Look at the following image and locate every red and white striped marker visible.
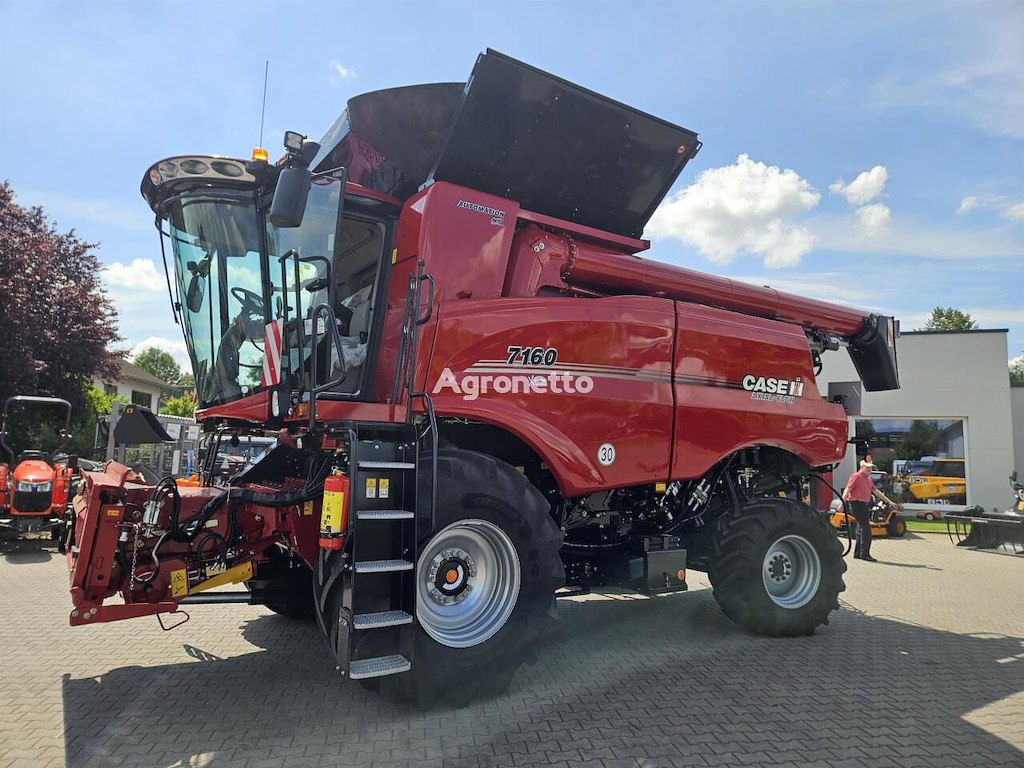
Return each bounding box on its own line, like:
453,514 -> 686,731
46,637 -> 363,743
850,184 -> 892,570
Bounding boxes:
261,319 -> 284,386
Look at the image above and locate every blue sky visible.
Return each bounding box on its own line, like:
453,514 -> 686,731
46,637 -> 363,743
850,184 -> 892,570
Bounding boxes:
2,0 -> 1022,372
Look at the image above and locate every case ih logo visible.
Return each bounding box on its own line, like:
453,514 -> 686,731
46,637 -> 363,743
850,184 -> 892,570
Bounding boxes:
457,199 -> 505,226
742,374 -> 805,403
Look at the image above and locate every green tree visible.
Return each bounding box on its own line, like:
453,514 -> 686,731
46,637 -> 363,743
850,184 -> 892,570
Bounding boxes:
133,347 -> 183,385
919,307 -> 979,331
1011,355 -> 1024,385
160,392 -> 196,419
896,420 -> 941,461
0,181 -> 121,409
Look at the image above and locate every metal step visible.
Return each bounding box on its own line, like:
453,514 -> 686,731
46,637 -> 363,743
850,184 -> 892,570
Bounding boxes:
349,654 -> 411,680
354,559 -> 414,574
352,610 -> 414,630
357,509 -> 414,520
357,461 -> 415,470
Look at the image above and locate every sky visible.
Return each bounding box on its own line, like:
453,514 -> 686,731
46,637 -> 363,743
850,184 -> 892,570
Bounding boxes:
2,0 -> 1022,373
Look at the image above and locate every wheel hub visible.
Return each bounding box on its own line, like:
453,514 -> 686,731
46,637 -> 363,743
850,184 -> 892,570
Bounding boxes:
416,519 -> 521,648
767,552 -> 792,582
762,534 -> 822,610
426,548 -> 476,605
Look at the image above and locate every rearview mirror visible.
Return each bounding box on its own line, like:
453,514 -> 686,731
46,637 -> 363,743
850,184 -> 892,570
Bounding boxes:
1012,470 -> 1018,482
185,273 -> 206,312
270,166 -> 312,228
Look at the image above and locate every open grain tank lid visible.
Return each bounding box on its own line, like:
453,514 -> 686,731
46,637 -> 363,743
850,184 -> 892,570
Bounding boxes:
313,49 -> 700,239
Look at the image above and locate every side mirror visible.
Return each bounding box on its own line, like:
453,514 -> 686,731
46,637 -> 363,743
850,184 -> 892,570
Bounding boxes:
1012,470 -> 1018,482
186,273 -> 206,312
270,167 -> 312,228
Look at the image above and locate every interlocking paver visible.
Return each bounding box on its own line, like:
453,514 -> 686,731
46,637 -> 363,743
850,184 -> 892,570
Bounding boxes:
1,534 -> 1023,767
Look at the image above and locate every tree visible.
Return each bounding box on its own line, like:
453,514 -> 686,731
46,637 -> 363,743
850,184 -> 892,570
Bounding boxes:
1011,355 -> 1024,386
133,346 -> 183,385
160,391 -> 196,419
0,181 -> 122,412
920,307 -> 979,331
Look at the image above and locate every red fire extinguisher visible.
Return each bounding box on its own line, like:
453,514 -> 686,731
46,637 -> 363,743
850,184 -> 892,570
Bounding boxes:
319,469 -> 350,550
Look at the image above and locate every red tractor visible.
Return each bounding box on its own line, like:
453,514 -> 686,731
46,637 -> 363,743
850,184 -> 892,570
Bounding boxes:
1,396 -> 76,537
66,51 -> 899,704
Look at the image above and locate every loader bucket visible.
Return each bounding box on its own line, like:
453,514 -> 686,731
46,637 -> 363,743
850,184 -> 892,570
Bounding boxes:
946,512 -> 1024,555
113,405 -> 173,445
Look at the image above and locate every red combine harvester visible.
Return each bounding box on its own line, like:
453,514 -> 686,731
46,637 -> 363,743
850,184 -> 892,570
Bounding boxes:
66,51 -> 899,703
1,396 -> 76,537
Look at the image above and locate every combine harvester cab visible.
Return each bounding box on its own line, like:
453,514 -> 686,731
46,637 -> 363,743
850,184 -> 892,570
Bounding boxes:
68,50 -> 901,704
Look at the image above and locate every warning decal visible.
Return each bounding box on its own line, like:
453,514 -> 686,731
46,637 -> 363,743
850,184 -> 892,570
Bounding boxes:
170,568 -> 189,598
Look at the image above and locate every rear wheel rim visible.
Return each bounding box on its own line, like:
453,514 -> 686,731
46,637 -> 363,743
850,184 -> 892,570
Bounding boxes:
417,519 -> 521,648
762,534 -> 821,609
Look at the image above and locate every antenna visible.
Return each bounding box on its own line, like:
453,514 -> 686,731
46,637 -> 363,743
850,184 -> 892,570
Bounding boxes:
259,60 -> 269,147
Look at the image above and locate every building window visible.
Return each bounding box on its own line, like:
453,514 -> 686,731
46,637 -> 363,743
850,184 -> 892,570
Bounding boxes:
104,383 -> 118,396
854,418 -> 967,508
131,391 -> 153,409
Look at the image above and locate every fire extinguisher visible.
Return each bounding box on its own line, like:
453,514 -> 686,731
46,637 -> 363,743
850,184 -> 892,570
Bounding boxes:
319,469 -> 350,550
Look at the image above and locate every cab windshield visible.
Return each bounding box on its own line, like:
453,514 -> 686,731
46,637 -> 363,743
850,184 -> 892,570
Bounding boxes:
165,175 -> 350,408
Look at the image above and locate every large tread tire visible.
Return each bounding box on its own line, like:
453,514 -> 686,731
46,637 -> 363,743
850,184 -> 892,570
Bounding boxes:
708,497 -> 845,637
376,449 -> 564,707
253,553 -> 316,621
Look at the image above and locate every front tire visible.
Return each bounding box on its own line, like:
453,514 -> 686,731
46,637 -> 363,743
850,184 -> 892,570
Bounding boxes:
385,450 -> 563,706
709,497 -> 846,636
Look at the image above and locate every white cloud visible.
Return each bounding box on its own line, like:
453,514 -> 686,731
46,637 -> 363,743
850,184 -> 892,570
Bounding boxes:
329,59 -> 356,85
646,154 -> 821,268
830,166 -> 888,206
1004,202 -> 1024,221
130,337 -> 191,373
102,258 -> 165,291
957,196 -> 979,214
856,203 -> 892,236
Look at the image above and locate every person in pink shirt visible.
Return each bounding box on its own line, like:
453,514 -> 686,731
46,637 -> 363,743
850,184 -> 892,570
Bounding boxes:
842,459 -> 897,562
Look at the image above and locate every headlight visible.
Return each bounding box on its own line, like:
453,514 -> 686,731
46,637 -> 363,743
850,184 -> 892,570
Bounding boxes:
1017,489 -> 1024,502
16,481 -> 52,492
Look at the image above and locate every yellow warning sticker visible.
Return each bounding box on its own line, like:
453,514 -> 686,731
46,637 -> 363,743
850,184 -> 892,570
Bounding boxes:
303,501 -> 314,516
321,490 -> 345,533
170,568 -> 189,598
379,478 -> 389,500
105,508 -> 121,518
365,477 -> 377,499
391,247 -> 398,264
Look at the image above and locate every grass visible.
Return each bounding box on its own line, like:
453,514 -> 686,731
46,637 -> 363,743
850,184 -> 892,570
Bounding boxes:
905,519 -> 954,534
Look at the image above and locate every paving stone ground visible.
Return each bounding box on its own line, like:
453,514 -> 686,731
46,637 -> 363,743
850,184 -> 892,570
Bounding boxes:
1,531 -> 1022,768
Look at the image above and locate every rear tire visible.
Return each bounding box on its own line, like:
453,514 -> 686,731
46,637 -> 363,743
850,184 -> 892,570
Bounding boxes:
709,497 -> 846,636
379,449 -> 564,707
888,516 -> 907,538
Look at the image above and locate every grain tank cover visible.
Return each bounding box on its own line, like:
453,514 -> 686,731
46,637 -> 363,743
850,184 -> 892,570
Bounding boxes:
429,50 -> 700,239
313,50 -> 700,239
313,83 -> 465,200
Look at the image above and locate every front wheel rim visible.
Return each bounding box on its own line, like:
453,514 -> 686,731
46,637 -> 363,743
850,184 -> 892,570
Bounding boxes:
417,519 -> 521,648
762,534 -> 822,609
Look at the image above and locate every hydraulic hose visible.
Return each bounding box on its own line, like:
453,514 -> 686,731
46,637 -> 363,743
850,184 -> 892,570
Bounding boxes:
809,472 -> 853,557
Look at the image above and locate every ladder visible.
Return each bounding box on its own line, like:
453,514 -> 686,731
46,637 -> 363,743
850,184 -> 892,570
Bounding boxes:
336,424 -> 419,680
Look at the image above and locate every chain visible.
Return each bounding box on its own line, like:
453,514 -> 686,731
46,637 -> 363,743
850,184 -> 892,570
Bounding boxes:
128,522 -> 143,592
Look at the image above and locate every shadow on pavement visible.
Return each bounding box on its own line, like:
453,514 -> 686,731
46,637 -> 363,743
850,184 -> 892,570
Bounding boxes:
0,535 -> 55,563
62,590 -> 1024,768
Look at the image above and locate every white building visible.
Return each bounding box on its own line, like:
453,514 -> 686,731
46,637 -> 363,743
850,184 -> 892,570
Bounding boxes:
93,360 -> 171,412
817,329 -> 1021,514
